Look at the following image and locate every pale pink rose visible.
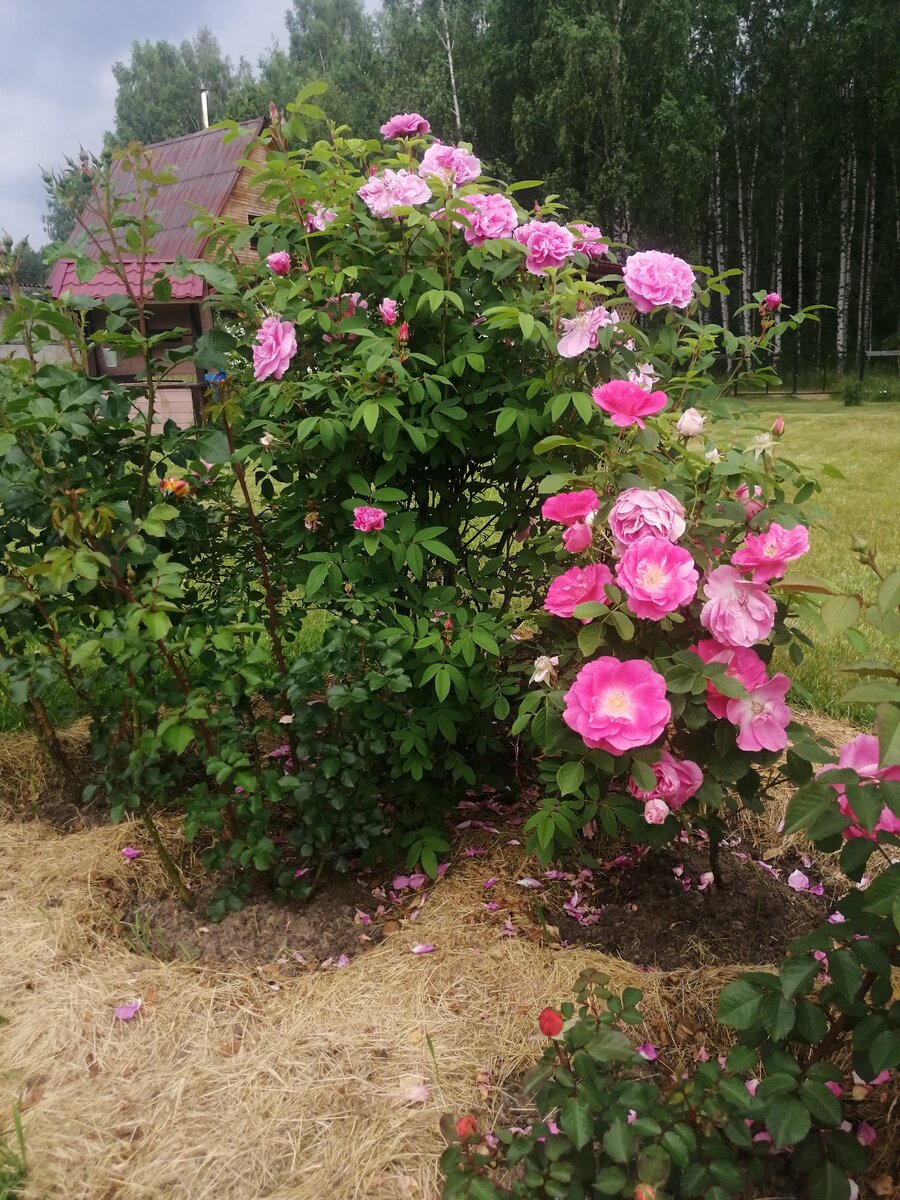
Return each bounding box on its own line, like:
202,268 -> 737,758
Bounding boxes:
764,292 -> 782,311
455,192 -> 518,245
591,379 -> 668,428
820,734 -> 900,840
378,297 -> 398,326
544,563 -> 613,621
643,798 -> 669,825
616,536 -> 698,620
253,315 -> 297,381
352,505 -> 386,532
358,169 -> 432,217
418,142 -> 481,186
267,250 -> 291,276
629,749 -> 703,809
734,482 -> 765,521
693,638 -> 768,719
570,223 -> 609,260
731,522 -> 810,582
304,201 -> 337,232
541,489 -> 600,527
676,407 -> 704,437
562,656 -> 671,755
627,362 -> 660,391
562,522 -> 593,553
514,220 -> 576,274
531,655 -> 559,685
380,112 -> 431,138
771,414 -> 785,436
699,566 -> 776,647
608,488 -> 686,553
623,250 -> 695,314
557,306 -> 615,358
726,673 -> 792,752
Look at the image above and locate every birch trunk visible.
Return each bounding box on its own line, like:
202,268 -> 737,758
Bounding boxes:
713,150 -> 730,333
836,141 -> 854,370
436,0 -> 463,139
735,136 -> 751,335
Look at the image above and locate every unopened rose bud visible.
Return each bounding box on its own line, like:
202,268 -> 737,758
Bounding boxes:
770,414 -> 784,437
397,321 -> 409,345
455,1115 -> 478,1140
676,407 -> 705,437
538,1007 -> 564,1037
634,1186 -> 657,1200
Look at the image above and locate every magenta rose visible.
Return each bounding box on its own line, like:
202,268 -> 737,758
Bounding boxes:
570,223 -> 609,260
608,488 -> 686,553
820,734 -> 900,840
693,638 -> 769,719
456,193 -> 518,246
764,292 -> 782,311
514,220 -> 576,274
544,563 -> 613,621
352,506 -> 386,532
592,379 -> 668,428
726,673 -> 791,752
266,250 -> 291,276
253,315 -> 297,381
562,656 -> 671,754
418,142 -> 481,186
615,536 -> 699,621
562,522 -> 593,554
731,521 -> 809,582
380,112 -> 431,138
358,169 -> 432,217
541,489 -> 600,527
623,250 -> 695,314
629,749 -> 703,809
699,565 -> 776,647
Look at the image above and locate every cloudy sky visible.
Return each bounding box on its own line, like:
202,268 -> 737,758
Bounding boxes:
1,0 -> 295,246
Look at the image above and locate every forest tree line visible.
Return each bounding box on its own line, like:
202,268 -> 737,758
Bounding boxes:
40,0 -> 900,371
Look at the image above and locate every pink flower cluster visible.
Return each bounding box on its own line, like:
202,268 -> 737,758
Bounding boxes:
629,749 -> 703,824
820,734 -> 900,840
562,657 -> 671,755
592,378 -> 668,428
514,220 -> 576,274
455,193 -> 518,246
253,316 -> 297,381
380,112 -> 431,138
694,639 -> 791,752
358,169 -> 432,217
622,250 -> 695,314
419,142 -> 481,186
557,306 -> 616,359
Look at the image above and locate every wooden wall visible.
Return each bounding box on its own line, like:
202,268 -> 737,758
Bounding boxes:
219,143 -> 269,264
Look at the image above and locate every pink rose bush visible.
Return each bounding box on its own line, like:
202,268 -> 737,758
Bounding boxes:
455,193 -> 518,246
629,749 -> 703,810
592,379 -> 668,428
514,220 -> 576,274
358,169 -> 432,217
380,112 -> 430,138
615,537 -> 699,620
820,735 -> 900,840
541,489 -> 600,527
253,316 -> 297,381
726,673 -> 792,752
378,297 -> 398,326
622,249 -> 695,314
304,201 -> 337,232
562,657 -> 671,754
694,639 -> 768,719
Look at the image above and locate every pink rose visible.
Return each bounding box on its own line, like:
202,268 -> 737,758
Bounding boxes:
628,362 -> 660,391
557,306 -> 615,358
693,639 -> 769,719
726,673 -> 792,752
304,201 -> 337,232
562,656 -> 671,755
253,315 -> 297,381
570,223 -> 609,260
352,505 -> 386,532
731,522 -> 810,582
419,142 -> 481,186
629,749 -> 703,809
562,522 -> 593,553
608,488 -> 686,552
358,169 -> 432,217
771,415 -> 785,436
266,250 -> 291,276
378,297 -> 398,326
380,112 -> 431,138
455,192 -> 518,246
675,407 -> 704,436
734,482 -> 765,521
592,379 -> 668,428
820,734 -> 900,840
616,536 -> 699,620
764,292 -> 782,311
544,563 -> 613,621
514,220 -> 576,274
623,250 -> 695,314
541,489 -> 600,527
643,798 -> 669,825
699,566 -> 776,647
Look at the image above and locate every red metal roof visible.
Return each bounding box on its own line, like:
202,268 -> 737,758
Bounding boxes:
49,119 -> 263,300
48,261 -> 206,300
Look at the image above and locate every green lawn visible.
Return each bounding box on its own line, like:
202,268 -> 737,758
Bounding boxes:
734,395 -> 900,717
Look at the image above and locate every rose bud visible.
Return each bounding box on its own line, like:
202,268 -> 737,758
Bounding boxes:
676,407 -> 704,437
770,414 -> 784,437
634,1187 -> 657,1200
397,321 -> 410,345
455,1115 -> 478,1140
538,1007 -> 564,1037
764,292 -> 782,311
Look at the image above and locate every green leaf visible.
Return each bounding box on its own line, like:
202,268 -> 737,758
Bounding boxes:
780,954 -> 819,1000
808,1160 -> 851,1200
142,610 -> 171,641
467,1179 -> 499,1200
841,681 -> 900,704
784,784 -> 835,835
799,1079 -> 842,1125
861,868 -> 900,915
760,992 -> 796,1040
828,949 -> 862,1000
594,1166 -> 628,1194
556,761 -> 584,797
631,759 -> 658,792
717,979 -> 763,1029
560,1095 -> 593,1150
820,594 -> 862,635
305,562 -> 331,598
765,1098 -> 810,1149
192,327 -> 237,370
518,312 -> 535,340
875,703 -> 900,768
608,610 -> 634,641
162,723 -> 194,755
602,1118 -> 634,1164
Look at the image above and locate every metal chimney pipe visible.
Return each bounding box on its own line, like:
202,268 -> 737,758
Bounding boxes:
200,86 -> 209,130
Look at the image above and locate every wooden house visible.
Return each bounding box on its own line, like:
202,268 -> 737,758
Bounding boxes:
48,119 -> 266,428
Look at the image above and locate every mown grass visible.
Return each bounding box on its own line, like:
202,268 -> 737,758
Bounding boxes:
734,394 -> 900,717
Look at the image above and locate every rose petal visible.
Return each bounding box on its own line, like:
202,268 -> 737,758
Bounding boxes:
411,944 -> 435,955
787,869 -> 809,892
636,1041 -> 658,1061
114,999 -> 142,1021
